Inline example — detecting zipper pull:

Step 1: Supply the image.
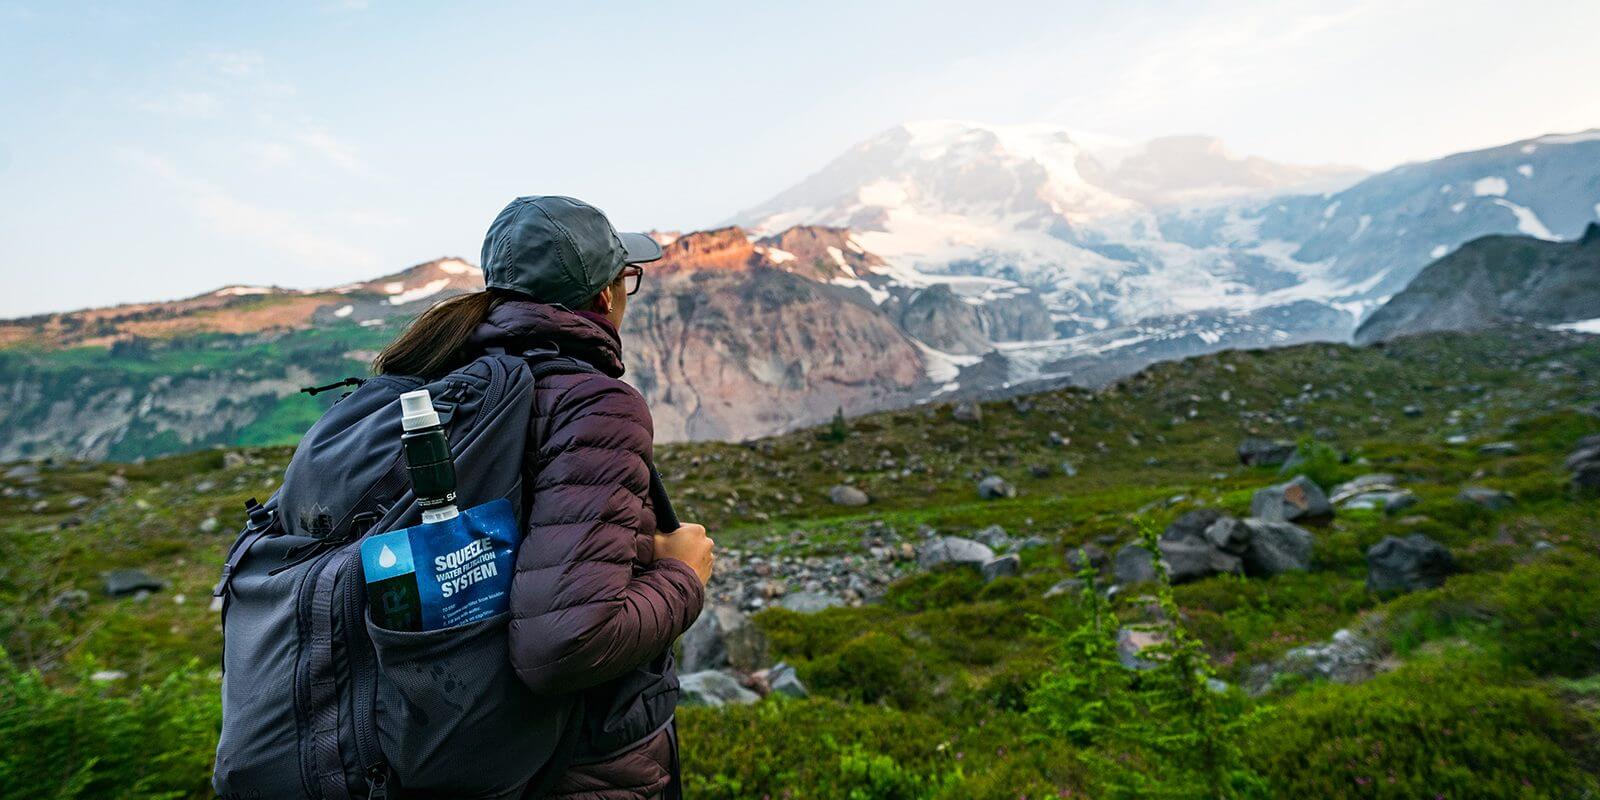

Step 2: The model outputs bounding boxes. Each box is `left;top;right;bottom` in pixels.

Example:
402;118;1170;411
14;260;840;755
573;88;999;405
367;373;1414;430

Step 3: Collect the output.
365;765;389;800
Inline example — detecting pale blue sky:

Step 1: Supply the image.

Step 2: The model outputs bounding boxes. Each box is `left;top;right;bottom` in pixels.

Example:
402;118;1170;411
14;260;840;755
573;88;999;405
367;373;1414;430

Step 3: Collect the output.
3;0;1598;317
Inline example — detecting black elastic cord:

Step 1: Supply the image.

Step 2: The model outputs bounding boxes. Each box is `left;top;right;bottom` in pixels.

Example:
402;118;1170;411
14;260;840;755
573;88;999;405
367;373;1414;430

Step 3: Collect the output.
299;376;366;396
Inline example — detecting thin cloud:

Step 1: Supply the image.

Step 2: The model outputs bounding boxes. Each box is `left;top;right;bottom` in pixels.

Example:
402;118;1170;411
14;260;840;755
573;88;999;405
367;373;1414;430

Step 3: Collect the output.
133;90;222;118
118;147;379;269
293;129;369;175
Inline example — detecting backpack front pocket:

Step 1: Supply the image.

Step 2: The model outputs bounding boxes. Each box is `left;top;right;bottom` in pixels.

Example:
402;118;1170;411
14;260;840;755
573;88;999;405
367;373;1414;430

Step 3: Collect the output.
367;611;563;798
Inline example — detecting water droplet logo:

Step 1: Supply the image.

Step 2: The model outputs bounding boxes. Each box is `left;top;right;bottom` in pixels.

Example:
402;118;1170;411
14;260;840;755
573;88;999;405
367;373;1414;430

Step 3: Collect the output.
378;544;398;569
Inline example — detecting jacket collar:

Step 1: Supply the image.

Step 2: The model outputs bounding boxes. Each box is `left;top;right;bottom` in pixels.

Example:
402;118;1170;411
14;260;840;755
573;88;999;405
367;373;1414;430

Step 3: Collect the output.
468;299;626;378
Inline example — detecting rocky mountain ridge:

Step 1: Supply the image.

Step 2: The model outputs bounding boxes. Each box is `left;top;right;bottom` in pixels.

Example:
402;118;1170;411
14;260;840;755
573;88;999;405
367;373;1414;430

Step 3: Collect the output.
1354;223;1600;344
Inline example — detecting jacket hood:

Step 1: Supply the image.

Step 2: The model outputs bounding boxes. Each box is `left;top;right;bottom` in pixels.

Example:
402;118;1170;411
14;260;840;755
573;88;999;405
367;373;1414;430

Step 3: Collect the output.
468;299;625;378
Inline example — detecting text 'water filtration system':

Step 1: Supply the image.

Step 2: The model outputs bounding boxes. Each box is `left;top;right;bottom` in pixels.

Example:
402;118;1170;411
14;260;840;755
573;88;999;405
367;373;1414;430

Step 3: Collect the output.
361;389;518;631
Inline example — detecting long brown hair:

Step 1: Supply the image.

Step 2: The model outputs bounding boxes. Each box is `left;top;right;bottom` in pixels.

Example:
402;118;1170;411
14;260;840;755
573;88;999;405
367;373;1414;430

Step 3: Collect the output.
373;289;518;378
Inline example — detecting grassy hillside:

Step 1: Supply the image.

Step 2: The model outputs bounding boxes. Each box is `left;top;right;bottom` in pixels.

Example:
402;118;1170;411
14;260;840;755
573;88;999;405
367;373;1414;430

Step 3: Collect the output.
3;325;1598;798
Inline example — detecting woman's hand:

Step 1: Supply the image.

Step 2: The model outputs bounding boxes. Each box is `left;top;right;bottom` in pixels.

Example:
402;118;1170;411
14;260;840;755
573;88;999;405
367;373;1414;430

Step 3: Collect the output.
654;523;714;586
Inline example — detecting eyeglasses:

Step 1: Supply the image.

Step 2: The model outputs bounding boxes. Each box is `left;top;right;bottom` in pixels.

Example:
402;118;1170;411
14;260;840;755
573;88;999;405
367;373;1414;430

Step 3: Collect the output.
619;265;645;296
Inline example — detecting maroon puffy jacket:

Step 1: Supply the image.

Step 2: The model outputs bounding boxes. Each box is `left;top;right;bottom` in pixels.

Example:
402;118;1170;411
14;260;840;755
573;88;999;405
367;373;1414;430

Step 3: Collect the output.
468;299;704;798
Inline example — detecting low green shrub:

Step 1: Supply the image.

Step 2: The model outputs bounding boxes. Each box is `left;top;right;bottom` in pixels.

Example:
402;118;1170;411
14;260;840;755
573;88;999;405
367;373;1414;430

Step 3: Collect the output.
1246;655;1599;798
1380;552;1600;676
0;650;219;800
805;631;926;708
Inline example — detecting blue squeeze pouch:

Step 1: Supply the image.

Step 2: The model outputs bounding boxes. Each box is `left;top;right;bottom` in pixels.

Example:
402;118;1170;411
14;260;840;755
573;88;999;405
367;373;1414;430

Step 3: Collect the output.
361;498;518;631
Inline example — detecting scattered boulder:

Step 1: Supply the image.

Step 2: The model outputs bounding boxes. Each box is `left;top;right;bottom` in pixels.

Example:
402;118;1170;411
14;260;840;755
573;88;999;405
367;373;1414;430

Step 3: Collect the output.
1566;435;1600;493
1028;463;1053;479
681;604;736;672
1250;475;1332;523
223;451;248;469
1239;520;1315;576
679;670;759;707
977;475;1016;500
1457;486;1514;511
765;662;807;698
828;485;870;507
1248;628;1382;695
1238;438;1296;467
47;589;90;615
973;524;1010;549
917;536;995;570
1203;516;1252;554
1367;534;1454;594
1163;509;1223;542
953;401;983;424
1158;537;1243;584
198;516;220;534
1113;543;1158;585
1477;441;1519;457
777;591;844;614
103;569;164;597
89;670;128;683
980;554;1021;583
1116;626;1169;670
1043;578;1085;599
1329;474;1398;504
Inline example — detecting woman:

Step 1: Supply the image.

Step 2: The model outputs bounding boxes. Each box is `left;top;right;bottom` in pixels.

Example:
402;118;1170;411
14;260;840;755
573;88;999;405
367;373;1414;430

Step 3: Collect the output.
372;195;714;799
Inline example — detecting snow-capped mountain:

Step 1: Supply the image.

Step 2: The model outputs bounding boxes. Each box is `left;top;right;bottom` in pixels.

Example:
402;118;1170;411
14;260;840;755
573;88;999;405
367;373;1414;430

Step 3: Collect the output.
1168;129;1600;303
733;121;1364;328
732;121;1600;392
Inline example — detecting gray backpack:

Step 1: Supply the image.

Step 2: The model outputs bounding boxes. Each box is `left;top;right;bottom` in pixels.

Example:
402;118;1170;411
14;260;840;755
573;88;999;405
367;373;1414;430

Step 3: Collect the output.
213;350;596;800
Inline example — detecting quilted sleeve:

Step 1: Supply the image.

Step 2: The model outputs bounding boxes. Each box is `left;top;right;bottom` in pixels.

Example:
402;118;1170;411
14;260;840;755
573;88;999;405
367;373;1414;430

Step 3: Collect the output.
507;375;705;695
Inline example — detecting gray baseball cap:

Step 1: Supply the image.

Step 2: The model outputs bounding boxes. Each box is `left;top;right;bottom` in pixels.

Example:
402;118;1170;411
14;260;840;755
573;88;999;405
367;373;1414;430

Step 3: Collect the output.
480;195;662;309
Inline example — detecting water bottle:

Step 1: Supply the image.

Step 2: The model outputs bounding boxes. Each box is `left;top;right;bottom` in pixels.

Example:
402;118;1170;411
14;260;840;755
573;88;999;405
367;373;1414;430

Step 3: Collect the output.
399;389;458;524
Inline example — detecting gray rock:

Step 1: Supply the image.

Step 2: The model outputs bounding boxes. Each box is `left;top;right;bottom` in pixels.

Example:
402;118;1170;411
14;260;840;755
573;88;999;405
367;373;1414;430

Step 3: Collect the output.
977;475;1016;500
828;485;870;507
680;604;732;673
1250;475;1332;522
198;516;220;534
66;495;90;510
678;670;759;708
103;569;164;597
973;524;1010;548
4;463;40;480
1163;509;1223;542
1060;460;1078;477
223;451;248;469
1330;474;1399;504
1043;578;1085;599
1477;441;1520;456
1113;543;1157;585
1402;405;1424;417
1028;463;1053;479
766;662;807;698
47;589;90;615
917;536;995;570
777;591;844;614
1250;628;1381;694
1116;626;1169;670
1367;534;1454;594
1240;520;1315;576
1457;486;1514;511
1238;438;1296;467
1203;516;1251;554
1158;537;1243;583
89;670;128;683
981;554;1021;583
952;401;983;424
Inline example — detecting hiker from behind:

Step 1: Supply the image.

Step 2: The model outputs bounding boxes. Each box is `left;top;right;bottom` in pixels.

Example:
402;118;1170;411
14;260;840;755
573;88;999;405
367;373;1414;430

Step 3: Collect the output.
375;196;714;797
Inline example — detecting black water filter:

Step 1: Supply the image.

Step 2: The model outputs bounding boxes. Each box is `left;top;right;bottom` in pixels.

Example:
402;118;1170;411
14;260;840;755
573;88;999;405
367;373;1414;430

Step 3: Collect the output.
399;389;459;523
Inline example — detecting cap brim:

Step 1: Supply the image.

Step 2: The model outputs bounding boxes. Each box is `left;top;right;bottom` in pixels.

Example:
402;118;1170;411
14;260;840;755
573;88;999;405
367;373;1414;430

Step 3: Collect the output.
619;232;663;264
